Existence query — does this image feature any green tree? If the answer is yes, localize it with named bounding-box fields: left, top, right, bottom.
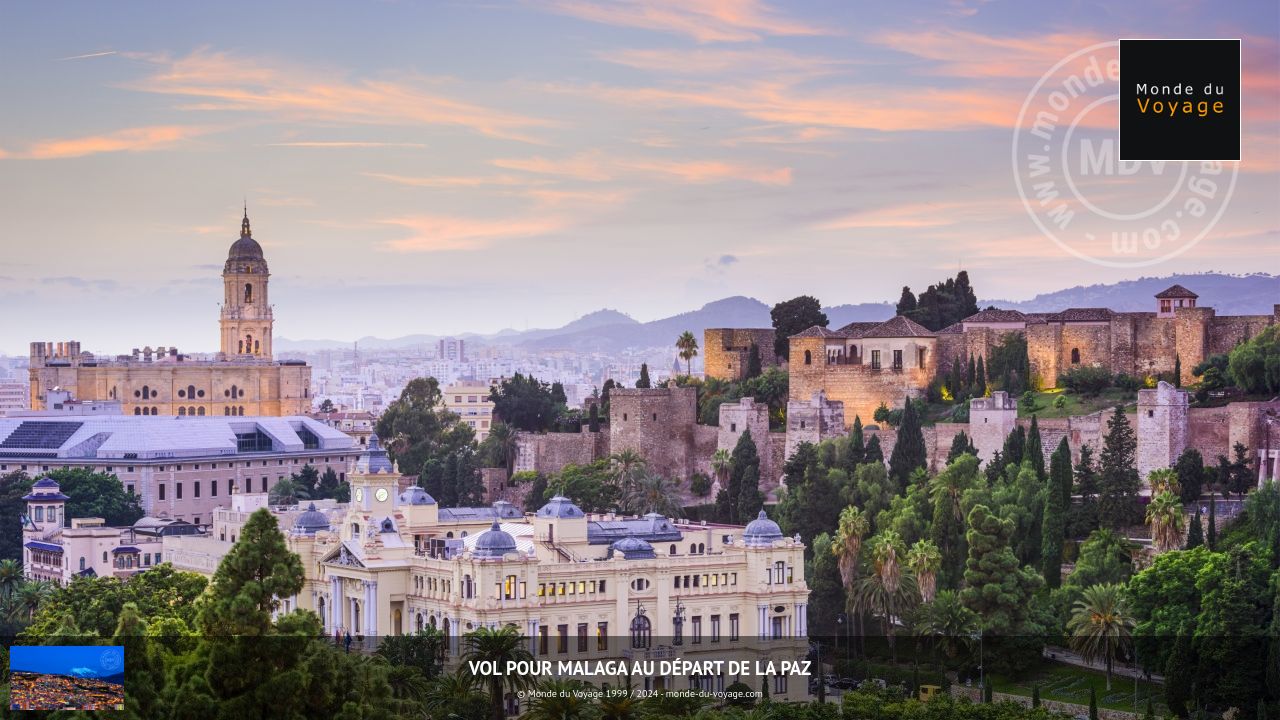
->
left=1206, top=494, right=1217, bottom=550
left=377, top=377, right=476, bottom=475
left=1067, top=529, right=1134, bottom=588
left=268, top=477, right=308, bottom=505
left=487, top=373, right=565, bottom=433
left=291, top=463, right=321, bottom=496
left=461, top=625, right=535, bottom=720
left=1041, top=438, right=1071, bottom=588
left=947, top=431, right=977, bottom=464
left=1025, top=415, right=1045, bottom=479
left=1067, top=584, right=1133, bottom=690
left=898, top=272, right=979, bottom=331
left=588, top=403, right=600, bottom=433
left=770, top=295, right=828, bottom=359
left=1145, top=491, right=1185, bottom=553
left=636, top=363, right=652, bottom=389
left=888, top=397, right=927, bottom=491
left=49, top=467, right=145, bottom=527
left=833, top=505, right=869, bottom=590
left=1002, top=426, right=1026, bottom=472
left=960, top=505, right=1043, bottom=670
left=865, top=434, right=884, bottom=464
left=988, top=332, right=1032, bottom=395
left=317, top=398, right=336, bottom=413
left=896, top=286, right=918, bottom=315
left=1097, top=406, right=1140, bottom=530
left=1227, top=324, right=1280, bottom=394
left=906, top=539, right=941, bottom=603
left=676, top=331, right=699, bottom=376
left=930, top=454, right=983, bottom=590
left=1174, top=447, right=1204, bottom=504
left=727, top=429, right=760, bottom=524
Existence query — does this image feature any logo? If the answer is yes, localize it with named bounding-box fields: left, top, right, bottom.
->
left=99, top=647, right=123, bottom=673
left=1119, top=39, right=1241, bottom=161
left=1013, top=41, right=1238, bottom=268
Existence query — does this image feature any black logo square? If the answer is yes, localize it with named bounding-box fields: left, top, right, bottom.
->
left=1119, top=39, right=1240, bottom=161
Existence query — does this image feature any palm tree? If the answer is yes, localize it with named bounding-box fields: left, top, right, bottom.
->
left=487, top=421, right=519, bottom=475
left=0, top=559, right=22, bottom=600
left=461, top=625, right=535, bottom=720
left=711, top=449, right=732, bottom=493
left=609, top=450, right=647, bottom=493
left=525, top=679, right=594, bottom=720
left=1145, top=490, right=1186, bottom=553
left=851, top=530, right=919, bottom=659
left=1146, top=468, right=1181, bottom=497
left=870, top=530, right=905, bottom=593
left=906, top=539, right=942, bottom=603
left=9, top=580, right=54, bottom=622
left=1067, top=583, right=1134, bottom=691
left=424, top=673, right=487, bottom=718
left=676, top=331, right=699, bottom=376
left=912, top=590, right=979, bottom=661
left=624, top=472, right=684, bottom=517
left=598, top=693, right=639, bottom=720
left=832, top=506, right=869, bottom=588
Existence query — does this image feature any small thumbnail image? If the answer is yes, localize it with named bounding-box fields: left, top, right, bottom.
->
left=8, top=645, right=125, bottom=711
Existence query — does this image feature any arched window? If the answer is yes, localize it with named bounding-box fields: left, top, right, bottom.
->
left=238, top=340, right=244, bottom=353
left=142, top=385, right=151, bottom=399
left=630, top=613, right=652, bottom=649
left=245, top=334, right=254, bottom=354
left=187, top=385, right=196, bottom=400
left=197, top=407, right=205, bottom=416
left=417, top=614, right=423, bottom=633
left=803, top=350, right=812, bottom=365
left=670, top=544, right=677, bottom=556
left=102, top=551, right=108, bottom=563
left=79, top=557, right=85, bottom=571
left=698, top=543, right=705, bottom=554
left=33, top=507, right=43, bottom=522
left=178, top=407, right=186, bottom=416
left=1071, top=348, right=1081, bottom=364
left=244, top=283, right=253, bottom=303
left=463, top=575, right=474, bottom=599
left=188, top=406, right=196, bottom=416
left=134, top=407, right=142, bottom=416
left=254, top=339, right=260, bottom=354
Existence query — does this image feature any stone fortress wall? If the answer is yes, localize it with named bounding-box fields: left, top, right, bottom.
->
left=703, top=328, right=778, bottom=382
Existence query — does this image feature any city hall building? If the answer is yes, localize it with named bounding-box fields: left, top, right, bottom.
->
left=163, top=435, right=812, bottom=701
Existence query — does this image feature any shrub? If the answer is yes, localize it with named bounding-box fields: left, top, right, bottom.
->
left=1058, top=366, right=1113, bottom=396
left=1053, top=395, right=1067, bottom=410
left=1114, top=373, right=1142, bottom=392
left=690, top=473, right=712, bottom=497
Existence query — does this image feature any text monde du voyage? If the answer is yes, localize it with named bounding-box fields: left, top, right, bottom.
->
left=1134, top=83, right=1228, bottom=118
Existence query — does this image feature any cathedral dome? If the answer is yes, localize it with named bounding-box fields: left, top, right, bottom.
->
left=742, top=510, right=783, bottom=547
left=473, top=520, right=518, bottom=559
left=225, top=209, right=267, bottom=269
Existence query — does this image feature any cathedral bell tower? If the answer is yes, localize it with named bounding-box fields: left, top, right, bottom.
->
left=220, top=206, right=274, bottom=358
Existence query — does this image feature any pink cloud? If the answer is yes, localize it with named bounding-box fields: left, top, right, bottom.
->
left=379, top=214, right=570, bottom=252
left=541, top=0, right=835, bottom=43
left=14, top=125, right=207, bottom=159
left=492, top=150, right=792, bottom=185
left=124, top=49, right=552, bottom=143
left=362, top=172, right=550, bottom=188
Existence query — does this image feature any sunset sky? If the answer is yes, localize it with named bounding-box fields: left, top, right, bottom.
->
left=1, top=0, right=1277, bottom=354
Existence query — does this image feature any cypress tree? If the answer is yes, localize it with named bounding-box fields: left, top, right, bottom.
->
left=738, top=465, right=763, bottom=521
left=967, top=354, right=976, bottom=390
left=728, top=429, right=760, bottom=523
left=847, top=416, right=866, bottom=469
left=636, top=363, right=651, bottom=389
left=1097, top=406, right=1140, bottom=530
left=983, top=676, right=993, bottom=703
left=746, top=343, right=763, bottom=379
left=1174, top=356, right=1182, bottom=388
left=588, top=403, right=600, bottom=432
left=985, top=450, right=1005, bottom=485
left=1145, top=698, right=1155, bottom=720
left=1186, top=509, right=1203, bottom=549
left=1088, top=688, right=1099, bottom=720
left=1032, top=684, right=1041, bottom=708
left=889, top=398, right=927, bottom=491
left=1025, top=415, right=1045, bottom=480
left=1041, top=437, right=1071, bottom=588
left=865, top=434, right=884, bottom=464
left=951, top=356, right=964, bottom=398
left=947, top=431, right=977, bottom=464
left=1003, top=425, right=1026, bottom=471
left=1207, top=495, right=1217, bottom=549
left=975, top=356, right=987, bottom=396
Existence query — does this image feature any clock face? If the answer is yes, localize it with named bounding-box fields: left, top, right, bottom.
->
left=375, top=488, right=389, bottom=502
left=355, top=488, right=364, bottom=502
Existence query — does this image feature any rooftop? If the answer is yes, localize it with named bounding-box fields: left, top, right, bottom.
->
left=1155, top=284, right=1199, bottom=299
left=0, top=415, right=354, bottom=460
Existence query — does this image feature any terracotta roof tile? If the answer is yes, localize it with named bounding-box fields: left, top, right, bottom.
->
left=1155, top=284, right=1198, bottom=299
left=862, top=315, right=936, bottom=338
left=962, top=308, right=1028, bottom=324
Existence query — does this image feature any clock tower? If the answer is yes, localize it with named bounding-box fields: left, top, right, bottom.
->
left=220, top=206, right=274, bottom=358
left=347, top=434, right=400, bottom=523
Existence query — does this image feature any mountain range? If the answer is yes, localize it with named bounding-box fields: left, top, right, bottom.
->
left=275, top=273, right=1278, bottom=354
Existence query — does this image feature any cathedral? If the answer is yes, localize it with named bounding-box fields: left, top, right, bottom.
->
left=27, top=209, right=312, bottom=416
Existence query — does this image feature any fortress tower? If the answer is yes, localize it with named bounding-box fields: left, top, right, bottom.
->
left=1137, top=380, right=1189, bottom=489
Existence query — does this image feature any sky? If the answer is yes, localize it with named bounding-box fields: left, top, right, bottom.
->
left=10, top=645, right=124, bottom=680
left=0, top=0, right=1277, bottom=355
